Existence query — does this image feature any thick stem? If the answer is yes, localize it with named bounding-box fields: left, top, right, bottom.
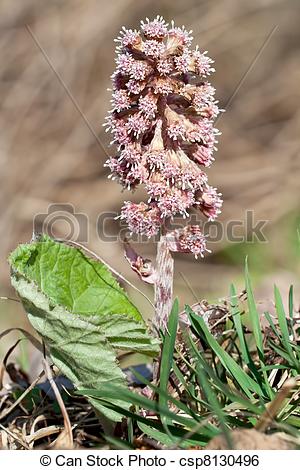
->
left=153, top=234, right=174, bottom=334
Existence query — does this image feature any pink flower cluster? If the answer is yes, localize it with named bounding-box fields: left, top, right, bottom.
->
left=105, top=16, right=223, bottom=257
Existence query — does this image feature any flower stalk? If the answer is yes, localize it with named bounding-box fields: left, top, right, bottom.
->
left=153, top=231, right=174, bottom=333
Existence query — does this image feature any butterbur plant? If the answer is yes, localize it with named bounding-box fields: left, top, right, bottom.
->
left=5, top=14, right=224, bottom=429
left=105, top=16, right=223, bottom=331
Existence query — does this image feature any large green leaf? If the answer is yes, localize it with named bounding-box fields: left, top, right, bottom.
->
left=9, top=235, right=141, bottom=320
left=9, top=236, right=159, bottom=421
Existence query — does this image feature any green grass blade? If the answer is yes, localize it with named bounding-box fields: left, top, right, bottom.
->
left=230, top=285, right=268, bottom=389
left=159, top=298, right=179, bottom=427
left=185, top=329, right=265, bottom=415
left=77, top=385, right=195, bottom=428
left=194, top=363, right=233, bottom=447
left=245, top=259, right=263, bottom=355
left=137, top=421, right=218, bottom=448
left=288, top=285, right=294, bottom=322
left=274, top=285, right=295, bottom=362
left=230, top=284, right=251, bottom=364
left=268, top=342, right=298, bottom=368
left=172, top=361, right=196, bottom=401
left=245, top=260, right=273, bottom=399
left=137, top=423, right=212, bottom=448
left=137, top=423, right=175, bottom=447
left=187, top=305, right=262, bottom=398
left=128, top=367, right=200, bottom=420
left=264, top=311, right=281, bottom=338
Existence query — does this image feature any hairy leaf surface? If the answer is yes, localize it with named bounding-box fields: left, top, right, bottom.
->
left=9, top=236, right=159, bottom=420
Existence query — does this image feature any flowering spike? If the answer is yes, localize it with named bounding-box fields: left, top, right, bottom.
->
left=105, top=17, right=223, bottom=256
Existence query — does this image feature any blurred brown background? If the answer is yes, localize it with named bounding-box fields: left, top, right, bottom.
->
left=0, top=0, right=299, bottom=357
